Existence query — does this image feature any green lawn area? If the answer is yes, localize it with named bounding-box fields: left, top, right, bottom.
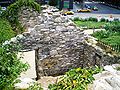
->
left=93, top=30, right=120, bottom=45
left=93, top=31, right=120, bottom=52
left=73, top=18, right=120, bottom=52
left=101, top=36, right=120, bottom=45
left=74, top=21, right=106, bottom=29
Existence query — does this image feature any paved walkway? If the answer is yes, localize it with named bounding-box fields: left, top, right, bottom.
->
left=83, top=29, right=105, bottom=34
left=18, top=50, right=37, bottom=79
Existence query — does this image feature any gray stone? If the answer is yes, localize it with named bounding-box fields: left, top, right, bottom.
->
left=104, top=65, right=117, bottom=73
left=50, top=50, right=58, bottom=56
left=14, top=78, right=35, bottom=89
left=67, top=26, right=75, bottom=30
left=56, top=26, right=67, bottom=32
left=54, top=17, right=63, bottom=23
left=53, top=12, right=60, bottom=17
left=93, top=79, right=113, bottom=90
left=41, top=29, right=49, bottom=32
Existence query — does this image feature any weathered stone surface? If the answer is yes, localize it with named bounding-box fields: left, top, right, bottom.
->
left=104, top=65, right=117, bottom=73
left=91, top=68, right=120, bottom=90
left=19, top=5, right=120, bottom=78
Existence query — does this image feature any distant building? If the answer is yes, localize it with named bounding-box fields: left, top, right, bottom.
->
left=43, top=0, right=73, bottom=9
left=0, top=0, right=74, bottom=10
left=0, top=0, right=15, bottom=6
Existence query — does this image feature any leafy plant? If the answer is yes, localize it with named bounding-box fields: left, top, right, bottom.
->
left=48, top=66, right=102, bottom=90
left=0, top=40, right=29, bottom=90
left=73, top=17, right=80, bottom=21
left=100, top=18, right=109, bottom=22
left=1, top=0, right=41, bottom=34
left=88, top=17, right=98, bottom=22
left=0, top=18, right=15, bottom=44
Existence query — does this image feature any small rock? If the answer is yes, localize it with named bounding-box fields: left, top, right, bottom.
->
left=50, top=50, right=58, bottom=56
left=104, top=65, right=117, bottom=73
left=14, top=78, right=35, bottom=89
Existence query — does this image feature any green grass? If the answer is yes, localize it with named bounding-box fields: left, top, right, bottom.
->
left=74, top=21, right=106, bottom=29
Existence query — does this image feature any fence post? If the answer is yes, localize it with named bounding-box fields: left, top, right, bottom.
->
left=35, top=47, right=39, bottom=80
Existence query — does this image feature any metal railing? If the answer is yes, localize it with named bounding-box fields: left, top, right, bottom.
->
left=98, top=40, right=120, bottom=53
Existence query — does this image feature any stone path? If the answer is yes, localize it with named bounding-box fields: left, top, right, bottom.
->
left=18, top=50, right=37, bottom=79
left=83, top=29, right=105, bottom=34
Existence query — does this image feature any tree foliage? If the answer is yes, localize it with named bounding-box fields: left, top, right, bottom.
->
left=49, top=0, right=58, bottom=6
left=0, top=18, right=15, bottom=44
left=1, top=0, right=41, bottom=34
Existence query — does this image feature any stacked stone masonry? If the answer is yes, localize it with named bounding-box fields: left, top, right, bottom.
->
left=19, top=5, right=120, bottom=78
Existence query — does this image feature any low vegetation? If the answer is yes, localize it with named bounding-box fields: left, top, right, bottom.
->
left=0, top=0, right=41, bottom=89
left=74, top=17, right=120, bottom=52
left=1, top=0, right=41, bottom=34
left=93, top=21, right=120, bottom=44
left=105, top=21, right=120, bottom=32
left=48, top=66, right=103, bottom=90
left=0, top=41, right=29, bottom=90
left=74, top=20, right=106, bottom=29
left=73, top=17, right=106, bottom=29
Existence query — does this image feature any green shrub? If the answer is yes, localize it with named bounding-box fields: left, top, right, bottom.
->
left=0, top=18, right=15, bottom=44
left=100, top=18, right=109, bottom=22
left=48, top=66, right=102, bottom=90
left=49, top=0, right=58, bottom=6
left=73, top=17, right=80, bottom=21
left=74, top=18, right=98, bottom=22
left=88, top=17, right=98, bottom=22
left=0, top=40, right=29, bottom=90
left=79, top=18, right=88, bottom=22
left=1, top=0, right=41, bottom=34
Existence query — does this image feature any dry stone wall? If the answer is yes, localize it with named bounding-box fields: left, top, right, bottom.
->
left=19, top=5, right=120, bottom=78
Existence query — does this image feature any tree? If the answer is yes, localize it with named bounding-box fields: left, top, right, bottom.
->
left=49, top=0, right=58, bottom=6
